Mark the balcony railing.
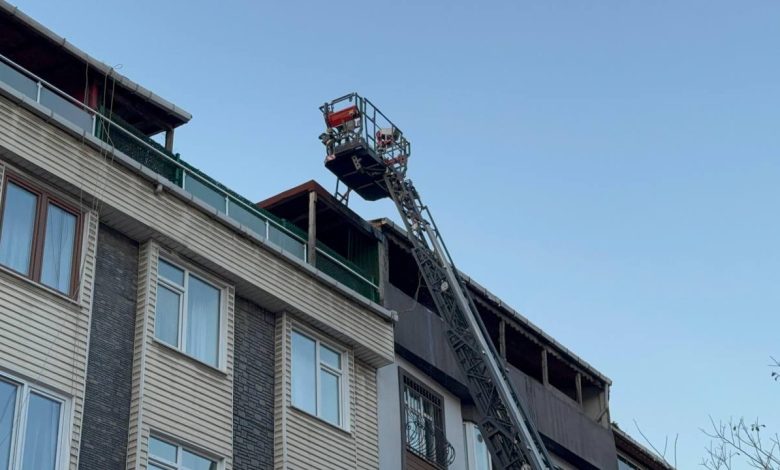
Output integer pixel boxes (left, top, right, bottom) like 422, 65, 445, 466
404, 406, 455, 469
0, 53, 379, 303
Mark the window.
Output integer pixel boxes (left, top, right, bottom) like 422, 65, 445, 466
402, 373, 452, 467
0, 176, 80, 296
0, 376, 66, 470
464, 422, 491, 470
148, 436, 217, 470
155, 258, 223, 368
290, 330, 345, 427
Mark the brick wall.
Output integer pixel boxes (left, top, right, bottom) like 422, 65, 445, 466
79, 225, 138, 470
232, 297, 275, 469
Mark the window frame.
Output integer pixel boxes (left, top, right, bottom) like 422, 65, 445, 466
154, 255, 228, 371
399, 369, 449, 468
0, 370, 70, 470
0, 172, 83, 298
289, 327, 348, 430
147, 434, 220, 470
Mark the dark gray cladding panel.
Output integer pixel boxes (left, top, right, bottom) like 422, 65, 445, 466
389, 284, 618, 470
233, 297, 275, 469
79, 225, 139, 470
509, 368, 618, 470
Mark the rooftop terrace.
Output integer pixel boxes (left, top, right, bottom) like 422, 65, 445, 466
0, 14, 380, 303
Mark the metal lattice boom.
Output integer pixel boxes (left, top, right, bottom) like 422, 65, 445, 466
320, 93, 555, 470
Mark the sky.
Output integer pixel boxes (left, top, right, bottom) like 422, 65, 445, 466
13, 1, 780, 467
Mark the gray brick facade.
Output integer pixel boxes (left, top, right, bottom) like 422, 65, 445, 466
79, 225, 138, 470
233, 297, 276, 469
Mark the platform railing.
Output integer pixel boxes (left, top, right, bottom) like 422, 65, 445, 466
0, 53, 379, 302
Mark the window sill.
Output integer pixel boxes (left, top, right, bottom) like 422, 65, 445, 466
0, 264, 79, 307
289, 404, 351, 436
151, 338, 228, 378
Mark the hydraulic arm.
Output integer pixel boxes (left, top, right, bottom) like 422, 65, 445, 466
319, 93, 555, 470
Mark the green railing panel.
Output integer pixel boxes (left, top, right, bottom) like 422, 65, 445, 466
316, 252, 379, 303
95, 112, 182, 185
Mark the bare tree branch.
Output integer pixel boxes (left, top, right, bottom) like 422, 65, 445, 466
702, 417, 780, 469
633, 419, 678, 468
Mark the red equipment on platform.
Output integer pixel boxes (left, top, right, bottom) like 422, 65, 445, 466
325, 105, 360, 129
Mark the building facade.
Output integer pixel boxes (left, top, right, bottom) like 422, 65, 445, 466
0, 3, 393, 470
0, 3, 668, 470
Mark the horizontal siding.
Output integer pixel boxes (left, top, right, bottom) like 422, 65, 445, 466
0, 95, 393, 368
355, 360, 380, 469
0, 179, 98, 470
276, 314, 381, 470
126, 242, 234, 469
126, 242, 153, 470
273, 314, 286, 470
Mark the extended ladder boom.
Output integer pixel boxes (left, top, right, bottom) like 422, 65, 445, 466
319, 93, 555, 470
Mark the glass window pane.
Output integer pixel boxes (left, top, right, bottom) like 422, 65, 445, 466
320, 345, 341, 370
40, 204, 76, 293
473, 428, 491, 470
0, 380, 17, 470
320, 369, 340, 426
149, 436, 177, 463
155, 284, 181, 346
185, 174, 226, 213
268, 225, 305, 260
291, 332, 316, 414
227, 200, 267, 239
182, 449, 216, 470
148, 465, 167, 470
158, 259, 184, 286
39, 88, 93, 131
0, 182, 38, 275
21, 393, 60, 470
186, 275, 220, 366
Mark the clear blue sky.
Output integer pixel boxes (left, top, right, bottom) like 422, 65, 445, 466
15, 1, 780, 467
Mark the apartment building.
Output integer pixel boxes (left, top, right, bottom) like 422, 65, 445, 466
0, 3, 394, 470
259, 182, 673, 470
0, 3, 671, 470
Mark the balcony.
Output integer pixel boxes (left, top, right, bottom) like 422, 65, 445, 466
0, 53, 379, 303
387, 284, 618, 469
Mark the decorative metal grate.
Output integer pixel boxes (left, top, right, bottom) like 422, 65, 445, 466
403, 375, 455, 468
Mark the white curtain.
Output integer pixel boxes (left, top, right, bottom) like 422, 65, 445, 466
40, 204, 76, 293
186, 275, 220, 366
291, 332, 316, 414
0, 183, 37, 275
21, 393, 60, 470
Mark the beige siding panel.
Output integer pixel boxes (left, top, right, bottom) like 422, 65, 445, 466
127, 242, 234, 469
0, 189, 98, 470
276, 313, 381, 470
273, 313, 287, 470
355, 360, 380, 469
0, 97, 393, 367
127, 242, 155, 470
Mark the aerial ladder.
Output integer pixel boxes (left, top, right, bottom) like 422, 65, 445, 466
318, 93, 556, 470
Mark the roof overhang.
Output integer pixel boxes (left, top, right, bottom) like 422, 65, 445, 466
0, 1, 191, 134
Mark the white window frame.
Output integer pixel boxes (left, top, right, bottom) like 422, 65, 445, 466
289, 327, 349, 430
0, 370, 70, 470
154, 255, 228, 371
147, 433, 221, 470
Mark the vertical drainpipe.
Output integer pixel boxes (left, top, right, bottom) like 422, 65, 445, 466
307, 190, 317, 265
